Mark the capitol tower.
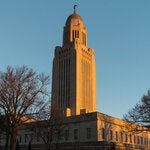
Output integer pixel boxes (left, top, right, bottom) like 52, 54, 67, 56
51, 6, 97, 116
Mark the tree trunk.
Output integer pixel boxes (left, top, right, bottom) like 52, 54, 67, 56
10, 126, 18, 150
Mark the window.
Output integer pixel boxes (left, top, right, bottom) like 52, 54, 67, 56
110, 130, 113, 140
25, 134, 28, 143
141, 137, 143, 145
101, 128, 105, 140
134, 135, 136, 144
115, 131, 118, 141
129, 134, 132, 143
72, 30, 79, 40
74, 129, 78, 140
37, 132, 40, 142
144, 137, 148, 146
120, 132, 123, 142
125, 133, 128, 143
75, 30, 79, 38
65, 130, 69, 141
19, 135, 22, 143
30, 133, 33, 141
137, 136, 140, 144
86, 128, 91, 139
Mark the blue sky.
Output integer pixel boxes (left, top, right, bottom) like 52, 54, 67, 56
0, 0, 150, 119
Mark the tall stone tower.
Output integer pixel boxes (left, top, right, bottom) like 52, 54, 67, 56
51, 6, 96, 116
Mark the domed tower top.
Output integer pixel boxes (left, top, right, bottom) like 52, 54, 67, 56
63, 5, 87, 47
65, 5, 84, 27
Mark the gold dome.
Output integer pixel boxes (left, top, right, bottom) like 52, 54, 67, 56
65, 13, 84, 26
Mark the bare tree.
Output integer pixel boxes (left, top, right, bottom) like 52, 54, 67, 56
0, 66, 50, 150
123, 89, 150, 132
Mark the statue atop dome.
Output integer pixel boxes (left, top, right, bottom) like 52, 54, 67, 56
74, 5, 77, 14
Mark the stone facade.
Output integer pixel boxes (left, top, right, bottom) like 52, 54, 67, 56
1, 112, 150, 150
